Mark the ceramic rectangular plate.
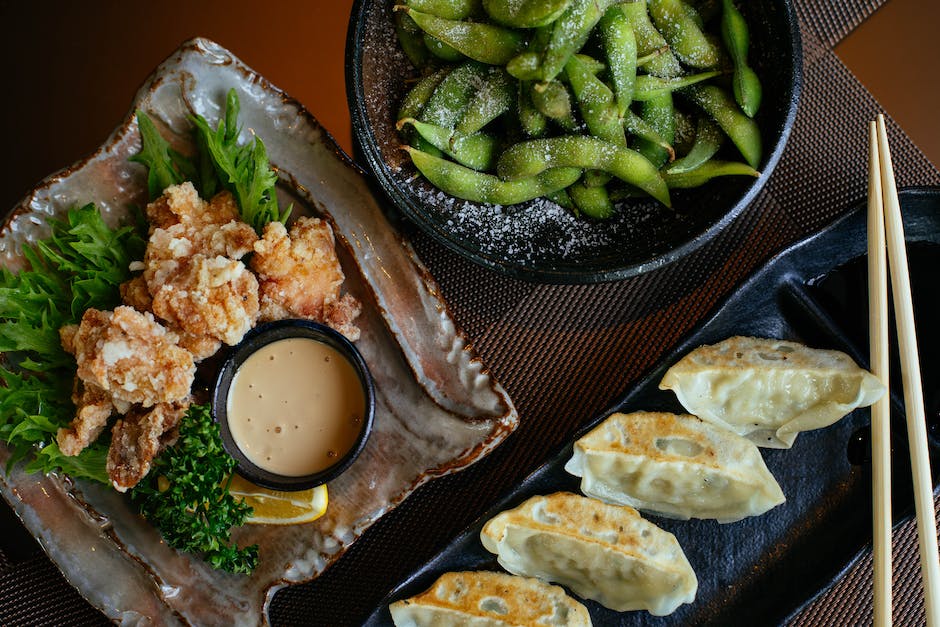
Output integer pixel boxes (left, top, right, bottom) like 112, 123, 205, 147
364, 188, 940, 626
0, 38, 517, 625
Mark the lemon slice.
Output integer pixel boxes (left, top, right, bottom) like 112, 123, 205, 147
228, 474, 328, 525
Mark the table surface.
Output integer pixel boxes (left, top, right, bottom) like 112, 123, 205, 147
1, 1, 938, 625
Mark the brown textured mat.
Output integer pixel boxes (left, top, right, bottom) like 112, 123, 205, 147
1, 0, 938, 625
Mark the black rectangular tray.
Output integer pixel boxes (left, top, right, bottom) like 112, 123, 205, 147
364, 187, 940, 626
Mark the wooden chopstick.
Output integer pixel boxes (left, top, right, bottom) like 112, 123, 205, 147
868, 119, 892, 627
876, 113, 940, 626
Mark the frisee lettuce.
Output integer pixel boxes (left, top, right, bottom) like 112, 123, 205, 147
190, 88, 291, 233
130, 403, 258, 574
0, 204, 145, 482
133, 88, 289, 233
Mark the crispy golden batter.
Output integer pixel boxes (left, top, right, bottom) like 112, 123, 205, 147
147, 255, 260, 346
56, 381, 114, 457
64, 306, 195, 408
251, 218, 361, 340
143, 183, 261, 348
107, 401, 188, 492
119, 275, 152, 312
145, 182, 257, 258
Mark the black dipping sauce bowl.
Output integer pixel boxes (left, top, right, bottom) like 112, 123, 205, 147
212, 319, 375, 491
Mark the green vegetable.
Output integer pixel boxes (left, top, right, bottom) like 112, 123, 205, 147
405, 146, 582, 205
0, 369, 109, 482
0, 204, 145, 371
131, 404, 259, 574
497, 135, 671, 206
133, 90, 289, 234
398, 118, 498, 171
598, 4, 637, 116
648, 0, 721, 68
722, 0, 762, 117
400, 6, 526, 65
190, 89, 291, 233
683, 84, 762, 168
131, 112, 197, 201
483, 0, 571, 28
0, 204, 145, 483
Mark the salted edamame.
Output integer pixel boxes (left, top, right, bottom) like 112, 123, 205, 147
406, 146, 582, 204
392, 0, 768, 217
497, 136, 671, 206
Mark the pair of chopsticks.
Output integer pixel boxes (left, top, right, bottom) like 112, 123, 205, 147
868, 114, 940, 626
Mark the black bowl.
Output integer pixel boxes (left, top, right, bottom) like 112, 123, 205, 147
346, 0, 802, 284
211, 320, 375, 491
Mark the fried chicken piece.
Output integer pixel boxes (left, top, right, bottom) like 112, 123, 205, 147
107, 401, 188, 492
142, 183, 261, 349
120, 275, 152, 312
251, 217, 361, 340
324, 294, 363, 341
146, 255, 260, 346
64, 306, 195, 408
145, 182, 257, 258
56, 381, 114, 456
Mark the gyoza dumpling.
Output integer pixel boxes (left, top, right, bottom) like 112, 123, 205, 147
564, 411, 785, 523
659, 336, 885, 448
480, 492, 697, 616
389, 570, 592, 627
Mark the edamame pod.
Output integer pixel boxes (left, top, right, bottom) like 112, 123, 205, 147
497, 135, 671, 206
398, 68, 451, 157
637, 46, 669, 68
394, 11, 432, 68
507, 52, 541, 80
423, 33, 465, 61
683, 84, 761, 168
649, 0, 720, 68
399, 6, 526, 65
564, 54, 625, 146
544, 188, 575, 211
420, 61, 488, 127
405, 0, 481, 20
623, 109, 675, 161
531, 80, 574, 123
456, 67, 514, 134
663, 159, 759, 187
398, 68, 451, 122
406, 146, 582, 204
398, 118, 497, 171
667, 117, 723, 174
539, 0, 621, 82
722, 0, 762, 117
483, 0, 572, 28
571, 53, 606, 75
598, 5, 637, 115
568, 180, 614, 218
672, 109, 697, 155
632, 70, 721, 101
621, 0, 683, 78
518, 81, 548, 137
635, 92, 675, 168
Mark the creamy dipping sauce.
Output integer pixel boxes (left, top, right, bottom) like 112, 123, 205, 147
227, 337, 365, 477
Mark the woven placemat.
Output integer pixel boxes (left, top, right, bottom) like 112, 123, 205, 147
1, 0, 937, 625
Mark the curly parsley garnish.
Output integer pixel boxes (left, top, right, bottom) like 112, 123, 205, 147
131, 403, 258, 574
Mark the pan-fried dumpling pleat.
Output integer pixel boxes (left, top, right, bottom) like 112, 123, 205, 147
480, 492, 697, 616
389, 570, 592, 627
659, 337, 885, 448
564, 411, 785, 523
